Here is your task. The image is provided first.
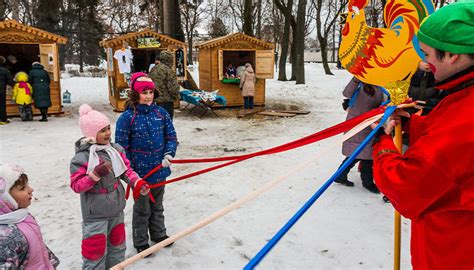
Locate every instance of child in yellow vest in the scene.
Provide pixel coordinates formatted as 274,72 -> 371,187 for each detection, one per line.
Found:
12,72 -> 33,121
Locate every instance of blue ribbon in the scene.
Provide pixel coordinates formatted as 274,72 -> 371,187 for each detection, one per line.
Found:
244,105 -> 397,270
348,83 -> 362,108
349,84 -> 391,107
379,86 -> 391,106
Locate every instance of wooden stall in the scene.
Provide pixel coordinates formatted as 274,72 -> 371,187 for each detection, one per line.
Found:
195,33 -> 274,107
100,29 -> 187,111
0,20 -> 67,116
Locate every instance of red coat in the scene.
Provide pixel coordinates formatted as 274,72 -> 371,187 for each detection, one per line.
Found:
373,68 -> 474,270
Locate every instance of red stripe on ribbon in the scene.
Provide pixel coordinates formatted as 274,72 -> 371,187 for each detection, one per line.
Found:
140,106 -> 385,190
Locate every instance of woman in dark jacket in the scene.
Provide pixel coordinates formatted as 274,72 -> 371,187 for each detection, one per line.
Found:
29,62 -> 51,121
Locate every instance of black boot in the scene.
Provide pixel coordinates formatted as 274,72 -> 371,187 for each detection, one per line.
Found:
135,244 -> 154,258
152,235 -> 174,248
363,182 -> 380,194
334,178 -> 355,186
39,109 -> 48,122
334,157 -> 357,187
360,160 -> 379,193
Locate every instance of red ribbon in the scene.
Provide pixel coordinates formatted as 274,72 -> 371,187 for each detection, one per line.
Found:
142,106 -> 386,190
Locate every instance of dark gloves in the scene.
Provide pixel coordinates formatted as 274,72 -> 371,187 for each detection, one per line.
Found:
372,127 -> 389,145
93,160 -> 112,177
342,99 -> 350,110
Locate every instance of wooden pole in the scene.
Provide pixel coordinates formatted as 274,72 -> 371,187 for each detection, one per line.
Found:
393,122 -> 402,270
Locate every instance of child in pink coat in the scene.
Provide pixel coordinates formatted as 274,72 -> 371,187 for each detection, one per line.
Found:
0,163 -> 60,269
70,104 -> 149,269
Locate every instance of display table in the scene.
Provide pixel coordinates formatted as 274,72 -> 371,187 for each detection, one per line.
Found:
180,90 -> 227,117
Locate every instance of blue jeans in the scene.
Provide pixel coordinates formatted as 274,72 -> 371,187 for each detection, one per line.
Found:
244,96 -> 254,109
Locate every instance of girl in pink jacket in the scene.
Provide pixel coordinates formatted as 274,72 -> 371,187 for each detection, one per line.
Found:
0,163 -> 60,269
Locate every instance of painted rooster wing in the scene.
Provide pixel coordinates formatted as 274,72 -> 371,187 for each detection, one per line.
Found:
339,0 -> 434,86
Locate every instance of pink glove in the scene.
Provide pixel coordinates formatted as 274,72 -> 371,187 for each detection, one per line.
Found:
93,160 -> 112,177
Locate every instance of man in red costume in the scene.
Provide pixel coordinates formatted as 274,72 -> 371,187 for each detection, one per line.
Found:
372,2 -> 474,269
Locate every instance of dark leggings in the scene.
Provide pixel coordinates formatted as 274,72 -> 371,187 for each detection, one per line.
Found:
336,157 -> 374,185
244,96 -> 254,109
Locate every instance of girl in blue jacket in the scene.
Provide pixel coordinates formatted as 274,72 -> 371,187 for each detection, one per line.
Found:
115,72 -> 178,254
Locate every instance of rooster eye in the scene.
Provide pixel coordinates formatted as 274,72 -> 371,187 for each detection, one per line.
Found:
351,12 -> 355,19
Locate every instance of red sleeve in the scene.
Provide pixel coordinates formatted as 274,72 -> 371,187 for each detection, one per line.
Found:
372,134 -> 452,219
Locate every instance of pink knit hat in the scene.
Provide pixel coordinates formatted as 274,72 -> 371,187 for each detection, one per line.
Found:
130,72 -> 155,93
78,104 -> 110,139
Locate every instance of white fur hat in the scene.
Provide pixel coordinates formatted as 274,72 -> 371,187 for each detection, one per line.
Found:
0,163 -> 25,210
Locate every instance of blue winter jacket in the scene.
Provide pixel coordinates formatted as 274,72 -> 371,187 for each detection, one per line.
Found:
115,104 -> 177,183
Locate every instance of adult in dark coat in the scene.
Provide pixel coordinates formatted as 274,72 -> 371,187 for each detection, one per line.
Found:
0,56 -> 14,124
334,77 -> 384,193
29,62 -> 51,121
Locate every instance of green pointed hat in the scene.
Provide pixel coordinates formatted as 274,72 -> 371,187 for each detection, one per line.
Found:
417,1 -> 474,54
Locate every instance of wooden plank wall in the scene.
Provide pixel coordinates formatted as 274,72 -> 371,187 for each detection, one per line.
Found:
6,80 -> 62,116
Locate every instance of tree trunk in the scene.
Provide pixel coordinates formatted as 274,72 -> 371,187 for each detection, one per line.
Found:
319,40 -> 333,75
0,0 -> 6,20
162,0 -> 169,34
78,8 -> 84,73
290,29 -> 297,80
314,0 -> 346,75
188,37 -> 194,66
278,14 -> 291,81
10,0 -> 19,20
294,0 -> 306,84
256,0 -> 262,38
243,0 -> 253,36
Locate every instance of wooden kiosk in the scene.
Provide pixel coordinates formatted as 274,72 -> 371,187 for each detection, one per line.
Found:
100,29 -> 187,111
195,33 -> 274,107
0,20 -> 67,116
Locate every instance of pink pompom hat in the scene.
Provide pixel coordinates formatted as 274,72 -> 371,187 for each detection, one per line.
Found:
78,104 -> 111,139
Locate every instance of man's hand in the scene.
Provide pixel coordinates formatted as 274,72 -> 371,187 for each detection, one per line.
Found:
370,109 -> 410,135
418,61 -> 431,72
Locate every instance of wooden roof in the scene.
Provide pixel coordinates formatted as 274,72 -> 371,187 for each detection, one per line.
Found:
0,20 -> 67,44
195,32 -> 274,49
100,29 -> 185,47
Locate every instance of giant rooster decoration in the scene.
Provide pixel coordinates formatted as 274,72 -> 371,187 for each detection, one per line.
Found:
339,0 -> 434,90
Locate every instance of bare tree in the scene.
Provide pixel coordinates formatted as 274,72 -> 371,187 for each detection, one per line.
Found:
206,0 -> 232,38
10,0 -> 18,20
227,0 -> 245,32
180,0 -> 205,65
0,0 -> 8,20
312,0 -> 347,75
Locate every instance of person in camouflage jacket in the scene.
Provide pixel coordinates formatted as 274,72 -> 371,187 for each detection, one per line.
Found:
149,51 -> 180,118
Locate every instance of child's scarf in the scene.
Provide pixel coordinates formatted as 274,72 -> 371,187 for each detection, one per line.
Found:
19,82 -> 31,96
87,143 -> 127,177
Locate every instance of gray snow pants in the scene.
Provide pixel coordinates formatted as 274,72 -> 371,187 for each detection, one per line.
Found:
133,185 -> 167,247
81,212 -> 126,269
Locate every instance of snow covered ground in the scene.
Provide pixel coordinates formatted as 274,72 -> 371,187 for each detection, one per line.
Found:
0,63 -> 411,269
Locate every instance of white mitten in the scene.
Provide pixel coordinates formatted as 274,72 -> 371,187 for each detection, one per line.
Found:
162,154 -> 173,168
